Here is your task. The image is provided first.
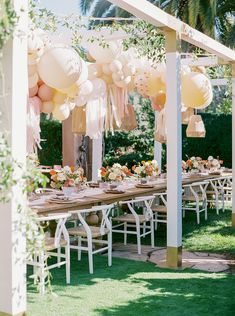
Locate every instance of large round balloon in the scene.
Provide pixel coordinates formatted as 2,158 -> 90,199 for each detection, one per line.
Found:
52,103 -> 70,121
38,84 -> 53,101
41,101 -> 55,114
38,47 -> 82,90
76,59 -> 88,86
181,72 -> 213,109
88,40 -> 122,63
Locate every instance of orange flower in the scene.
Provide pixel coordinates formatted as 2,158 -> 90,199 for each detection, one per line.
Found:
50,170 -> 57,176
70,166 -> 75,172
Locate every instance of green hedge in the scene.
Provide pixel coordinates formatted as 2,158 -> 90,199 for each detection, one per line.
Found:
38,113 -> 232,168
38,119 -> 62,166
182,113 -> 232,167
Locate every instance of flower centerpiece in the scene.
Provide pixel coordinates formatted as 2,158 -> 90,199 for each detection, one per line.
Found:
182,156 -> 204,173
206,156 -> 222,170
50,166 -> 86,191
99,163 -> 132,182
132,160 -> 159,178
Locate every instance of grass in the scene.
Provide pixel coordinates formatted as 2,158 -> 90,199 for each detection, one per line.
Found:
27,206 -> 235,316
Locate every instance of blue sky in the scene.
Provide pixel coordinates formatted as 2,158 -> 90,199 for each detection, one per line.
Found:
40,0 -> 80,14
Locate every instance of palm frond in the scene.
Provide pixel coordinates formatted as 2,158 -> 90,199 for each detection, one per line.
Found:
79,0 -> 96,15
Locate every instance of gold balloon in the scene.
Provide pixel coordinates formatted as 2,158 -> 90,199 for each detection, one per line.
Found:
147,75 -> 165,97
53,90 -> 67,104
59,84 -> 79,98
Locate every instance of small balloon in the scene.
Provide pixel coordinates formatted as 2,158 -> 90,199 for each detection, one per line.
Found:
79,80 -> 93,96
41,101 -> 55,114
38,84 -> 53,101
29,85 -> 38,98
52,103 -> 70,121
53,90 -> 67,104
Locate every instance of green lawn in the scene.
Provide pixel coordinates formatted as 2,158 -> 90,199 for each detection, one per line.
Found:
27,207 -> 235,316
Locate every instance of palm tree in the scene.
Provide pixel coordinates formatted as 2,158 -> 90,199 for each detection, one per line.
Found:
79,0 -> 234,46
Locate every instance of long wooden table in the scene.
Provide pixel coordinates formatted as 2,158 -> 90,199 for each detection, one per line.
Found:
30,173 -> 232,216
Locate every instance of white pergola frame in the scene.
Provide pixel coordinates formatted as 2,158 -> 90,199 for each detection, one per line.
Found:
0,0 -> 235,315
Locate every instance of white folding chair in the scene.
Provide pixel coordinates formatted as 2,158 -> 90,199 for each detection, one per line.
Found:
68,204 -> 113,274
111,196 -> 155,255
182,181 -> 209,224
222,176 -> 232,202
27,213 -> 71,295
206,178 -> 225,214
152,192 -> 167,229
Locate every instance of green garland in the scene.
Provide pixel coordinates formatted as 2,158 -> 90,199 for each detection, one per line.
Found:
0,0 -> 18,50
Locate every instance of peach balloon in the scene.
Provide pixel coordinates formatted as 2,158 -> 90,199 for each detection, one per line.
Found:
150,97 -> 161,111
29,85 -> 38,98
154,91 -> 166,107
41,101 -> 55,114
38,84 -> 53,101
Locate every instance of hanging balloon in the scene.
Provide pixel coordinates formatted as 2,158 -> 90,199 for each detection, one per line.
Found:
28,72 -> 39,88
87,40 -> 122,63
76,59 -> 88,85
53,90 -> 67,104
38,84 -> 53,101
153,91 -> 166,108
75,94 -> 89,107
79,80 -> 93,96
150,97 -> 162,111
52,103 -> 70,121
38,47 -> 82,90
29,85 -> 38,98
41,101 -> 55,114
147,75 -> 165,97
110,59 -> 123,72
181,72 -> 213,109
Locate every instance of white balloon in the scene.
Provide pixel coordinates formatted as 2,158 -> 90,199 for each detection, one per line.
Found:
68,101 -> 76,111
75,94 -> 89,106
79,80 -> 93,96
52,103 -> 70,121
110,59 -> 123,72
76,59 -> 88,85
38,47 -> 82,89
88,40 -> 122,63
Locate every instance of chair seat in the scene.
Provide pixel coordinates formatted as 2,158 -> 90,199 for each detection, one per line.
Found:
182,195 -> 204,202
68,226 -> 109,238
152,205 -> 167,213
45,237 -> 67,251
113,214 -> 147,223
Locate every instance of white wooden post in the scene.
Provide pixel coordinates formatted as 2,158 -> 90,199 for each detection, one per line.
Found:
154,111 -> 162,171
0,1 -> 28,315
92,137 -> 103,181
232,64 -> 235,227
165,31 -> 182,267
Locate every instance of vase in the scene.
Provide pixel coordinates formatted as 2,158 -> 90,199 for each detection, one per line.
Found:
62,186 -> 77,196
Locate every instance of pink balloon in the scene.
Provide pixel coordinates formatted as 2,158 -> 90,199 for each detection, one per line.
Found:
29,96 -> 42,114
38,79 -> 44,86
29,85 -> 38,97
38,84 -> 53,101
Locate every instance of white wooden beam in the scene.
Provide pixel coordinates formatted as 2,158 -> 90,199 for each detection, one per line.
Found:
165,31 -> 182,267
181,56 -> 219,67
0,1 -> 28,315
232,64 -> 235,227
154,112 -> 162,171
108,0 -> 235,62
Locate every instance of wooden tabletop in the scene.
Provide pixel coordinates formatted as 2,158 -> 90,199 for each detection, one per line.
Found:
30,173 -> 232,215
